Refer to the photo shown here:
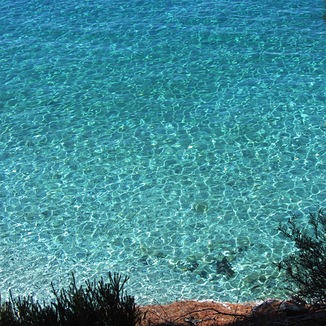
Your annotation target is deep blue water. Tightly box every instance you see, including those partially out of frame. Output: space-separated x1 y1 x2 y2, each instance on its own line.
0 0 325 304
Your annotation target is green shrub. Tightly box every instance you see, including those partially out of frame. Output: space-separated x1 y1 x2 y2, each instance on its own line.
278 208 326 307
0 273 142 326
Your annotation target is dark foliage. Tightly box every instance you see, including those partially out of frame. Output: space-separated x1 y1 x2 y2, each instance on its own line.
278 208 326 307
0 272 142 326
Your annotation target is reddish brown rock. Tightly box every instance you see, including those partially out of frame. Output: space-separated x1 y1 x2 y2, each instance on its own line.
140 300 254 326
140 299 326 326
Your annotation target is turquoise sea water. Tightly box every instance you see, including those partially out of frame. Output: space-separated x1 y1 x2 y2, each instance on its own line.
0 0 325 304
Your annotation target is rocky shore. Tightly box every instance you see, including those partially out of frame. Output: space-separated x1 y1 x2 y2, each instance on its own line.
140 299 326 326
140 300 254 325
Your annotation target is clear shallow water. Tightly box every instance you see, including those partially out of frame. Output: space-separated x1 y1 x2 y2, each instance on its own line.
0 0 325 304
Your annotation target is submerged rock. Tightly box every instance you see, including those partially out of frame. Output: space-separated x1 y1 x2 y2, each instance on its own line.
193 202 208 213
216 256 235 278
